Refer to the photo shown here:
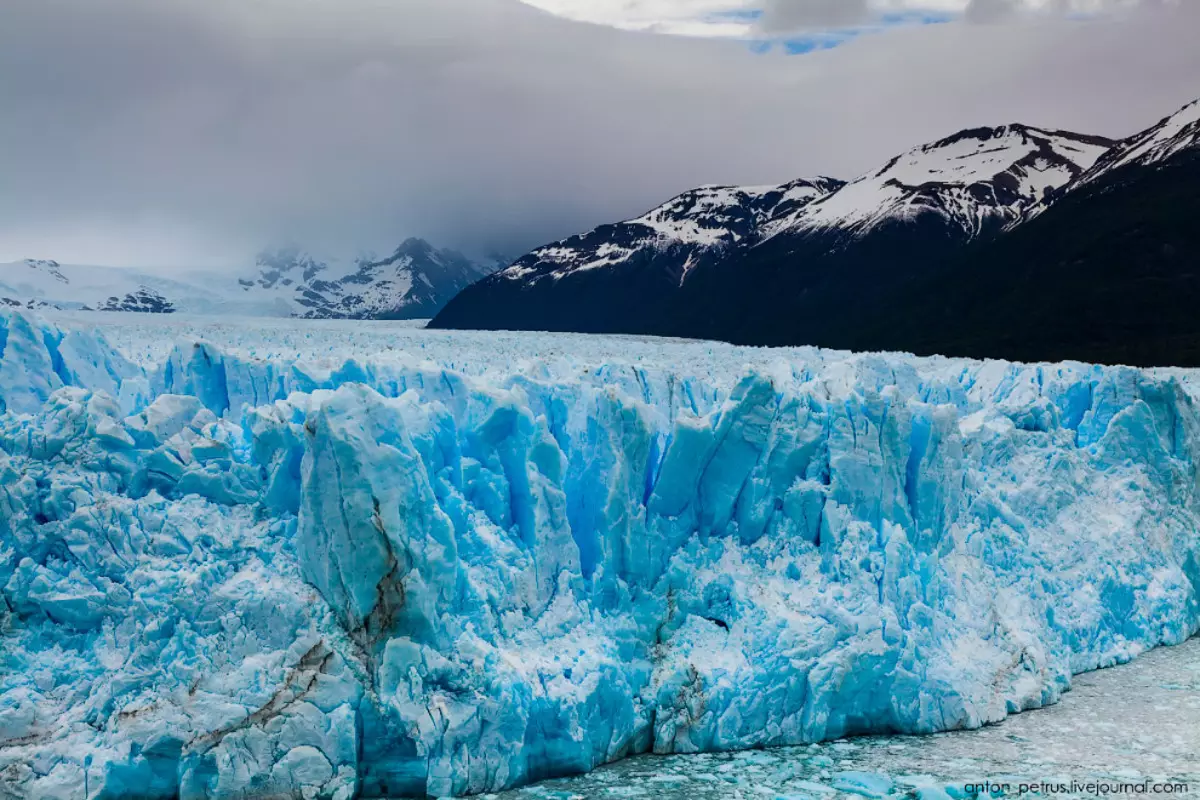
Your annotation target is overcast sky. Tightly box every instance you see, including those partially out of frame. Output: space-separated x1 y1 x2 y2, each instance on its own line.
2 0 1199 269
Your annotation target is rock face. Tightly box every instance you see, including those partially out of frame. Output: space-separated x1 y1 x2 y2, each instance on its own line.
2 310 1199 798
432 98 1200 367
1 297 62 311
97 286 177 313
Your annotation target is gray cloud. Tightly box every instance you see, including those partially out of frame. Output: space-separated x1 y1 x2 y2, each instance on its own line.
963 0 1171 23
755 0 1175 32
1 0 1199 270
965 0 1021 23
757 0 872 32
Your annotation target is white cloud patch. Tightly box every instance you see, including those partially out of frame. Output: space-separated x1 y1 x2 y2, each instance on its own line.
520 0 1175 36
518 0 760 34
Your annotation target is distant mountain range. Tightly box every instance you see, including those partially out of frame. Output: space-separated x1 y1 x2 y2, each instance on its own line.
0 239 501 320
241 239 501 320
432 96 1200 367
0 260 216 315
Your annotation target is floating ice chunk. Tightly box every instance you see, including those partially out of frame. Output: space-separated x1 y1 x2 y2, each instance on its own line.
831 771 895 797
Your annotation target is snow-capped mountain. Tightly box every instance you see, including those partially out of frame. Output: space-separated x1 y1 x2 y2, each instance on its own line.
0 259 235 314
1079 98 1200 184
239 239 498 319
20 258 69 285
494 98 1200 366
0 259 76 310
479 125 1108 291
241 248 330 292
1 237 499 320
433 119 1117 337
780 124 1113 240
854 98 1200 367
96 286 177 313
505 178 843 285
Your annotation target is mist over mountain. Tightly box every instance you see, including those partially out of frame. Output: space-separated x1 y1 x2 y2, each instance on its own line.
0 238 501 320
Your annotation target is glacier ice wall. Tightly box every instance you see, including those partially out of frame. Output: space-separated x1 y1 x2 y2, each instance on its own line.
1 310 1198 799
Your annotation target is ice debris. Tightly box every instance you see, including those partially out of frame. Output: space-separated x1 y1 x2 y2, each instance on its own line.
1 310 1198 798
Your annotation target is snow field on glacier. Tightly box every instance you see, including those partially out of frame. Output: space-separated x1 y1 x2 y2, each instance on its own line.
2 310 1199 799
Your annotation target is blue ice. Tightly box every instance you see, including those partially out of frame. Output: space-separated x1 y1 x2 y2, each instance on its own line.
0 310 1197 798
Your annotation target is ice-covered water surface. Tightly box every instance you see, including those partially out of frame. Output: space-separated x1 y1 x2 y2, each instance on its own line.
2 311 1199 800
491 637 1200 800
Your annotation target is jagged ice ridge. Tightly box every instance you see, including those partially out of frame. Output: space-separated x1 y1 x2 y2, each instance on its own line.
1 311 1198 799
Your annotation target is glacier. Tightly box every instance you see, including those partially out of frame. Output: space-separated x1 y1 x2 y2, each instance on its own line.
1 310 1198 799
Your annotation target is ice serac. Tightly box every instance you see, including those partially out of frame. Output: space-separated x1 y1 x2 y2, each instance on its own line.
2 309 1200 798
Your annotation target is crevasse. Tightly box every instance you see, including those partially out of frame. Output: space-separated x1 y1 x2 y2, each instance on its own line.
1 310 1198 799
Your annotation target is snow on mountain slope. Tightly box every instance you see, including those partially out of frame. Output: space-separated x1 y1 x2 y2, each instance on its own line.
783 125 1115 240
328 239 495 319
239 247 332 294
494 124 1113 290
501 178 843 283
432 121 1120 340
1079 98 1200 184
17 259 68 285
1 237 499 321
3 310 1199 798
242 239 498 319
499 126 1113 289
633 179 844 247
0 259 283 316
235 247 357 311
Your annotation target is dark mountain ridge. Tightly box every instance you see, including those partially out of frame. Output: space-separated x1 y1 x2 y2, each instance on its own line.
432 98 1200 367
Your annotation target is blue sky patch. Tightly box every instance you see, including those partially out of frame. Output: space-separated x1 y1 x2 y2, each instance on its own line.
744 6 956 55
